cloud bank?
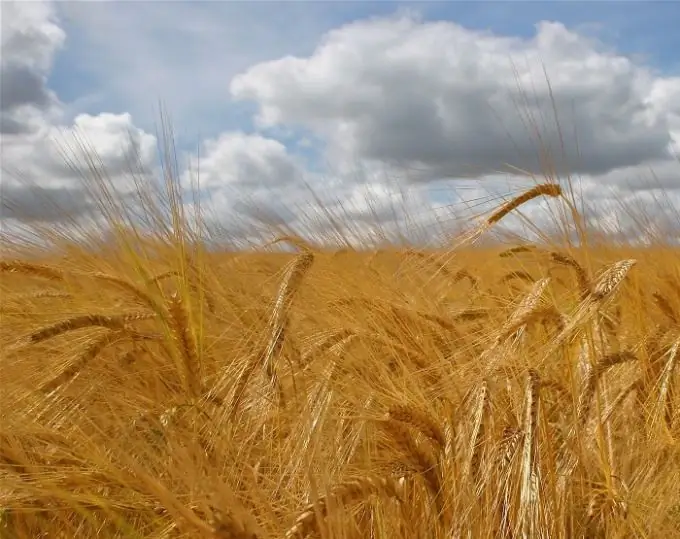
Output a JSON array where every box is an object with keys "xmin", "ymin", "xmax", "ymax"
[{"xmin": 2, "ymin": 3, "xmax": 679, "ymax": 245}]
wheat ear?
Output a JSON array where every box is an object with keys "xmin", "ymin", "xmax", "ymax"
[
  {"xmin": 519, "ymin": 369, "xmax": 541, "ymax": 539},
  {"xmin": 284, "ymin": 476, "xmax": 403, "ymax": 538},
  {"xmin": 590, "ymin": 259, "xmax": 637, "ymax": 302},
  {"xmin": 652, "ymin": 292, "xmax": 678, "ymax": 326},
  {"xmin": 230, "ymin": 252, "xmax": 314, "ymax": 420},
  {"xmin": 486, "ymin": 183, "xmax": 562, "ymax": 226},
  {"xmin": 262, "ymin": 234, "xmax": 314, "ymax": 253},
  {"xmin": 17, "ymin": 312, "xmax": 154, "ymax": 346},
  {"xmin": 84, "ymin": 272, "xmax": 164, "ymax": 314},
  {"xmin": 166, "ymin": 292, "xmax": 202, "ymax": 397},
  {"xmin": 463, "ymin": 380, "xmax": 489, "ymax": 480},
  {"xmin": 653, "ymin": 338, "xmax": 680, "ymax": 431},
  {"xmin": 0, "ymin": 261, "xmax": 66, "ymax": 281},
  {"xmin": 549, "ymin": 251, "xmax": 590, "ymax": 299},
  {"xmin": 577, "ymin": 351, "xmax": 638, "ymax": 423},
  {"xmin": 499, "ymin": 245, "xmax": 537, "ymax": 257},
  {"xmin": 381, "ymin": 418, "xmax": 439, "ymax": 488},
  {"xmin": 388, "ymin": 404, "xmax": 446, "ymax": 451},
  {"xmin": 39, "ymin": 330, "xmax": 159, "ymax": 394},
  {"xmin": 539, "ymin": 259, "xmax": 637, "ymax": 365},
  {"xmin": 500, "ymin": 270, "xmax": 535, "ymax": 285}
]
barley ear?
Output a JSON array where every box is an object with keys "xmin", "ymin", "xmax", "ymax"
[
  {"xmin": 166, "ymin": 291, "xmax": 202, "ymax": 398},
  {"xmin": 518, "ymin": 369, "xmax": 541, "ymax": 539},
  {"xmin": 487, "ymin": 183, "xmax": 562, "ymax": 226}
]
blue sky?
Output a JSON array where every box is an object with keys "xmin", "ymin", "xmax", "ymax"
[
  {"xmin": 47, "ymin": 1, "xmax": 680, "ymax": 153},
  {"xmin": 3, "ymin": 0, "xmax": 679, "ymax": 243}
]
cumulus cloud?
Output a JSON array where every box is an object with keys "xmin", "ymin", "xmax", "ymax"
[
  {"xmin": 1, "ymin": 1, "xmax": 65, "ymax": 134},
  {"xmin": 2, "ymin": 3, "xmax": 679, "ymax": 245},
  {"xmin": 231, "ymin": 14, "xmax": 676, "ymax": 181},
  {"xmin": 1, "ymin": 2, "xmax": 159, "ymax": 223},
  {"xmin": 189, "ymin": 132, "xmax": 305, "ymax": 190},
  {"xmin": 2, "ymin": 112, "xmax": 158, "ymax": 221}
]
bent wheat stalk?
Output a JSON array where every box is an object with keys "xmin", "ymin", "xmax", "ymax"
[
  {"xmin": 230, "ymin": 252, "xmax": 314, "ymax": 421},
  {"xmin": 284, "ymin": 475, "xmax": 404, "ymax": 538},
  {"xmin": 17, "ymin": 312, "xmax": 155, "ymax": 346},
  {"xmin": 0, "ymin": 261, "xmax": 66, "ymax": 281}
]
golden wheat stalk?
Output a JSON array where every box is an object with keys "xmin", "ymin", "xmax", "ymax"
[
  {"xmin": 0, "ymin": 261, "xmax": 66, "ymax": 281},
  {"xmin": 387, "ymin": 404, "xmax": 446, "ymax": 451},
  {"xmin": 600, "ymin": 378, "xmax": 643, "ymax": 426},
  {"xmin": 498, "ymin": 278, "xmax": 552, "ymax": 344},
  {"xmin": 577, "ymin": 350, "xmax": 638, "ymax": 423},
  {"xmin": 590, "ymin": 259, "xmax": 637, "ymax": 302},
  {"xmin": 300, "ymin": 329, "xmax": 356, "ymax": 366},
  {"xmin": 499, "ymin": 245, "xmax": 537, "ymax": 257},
  {"xmin": 230, "ymin": 252, "xmax": 314, "ymax": 421},
  {"xmin": 452, "ymin": 268, "xmax": 479, "ymax": 288},
  {"xmin": 500, "ymin": 270, "xmax": 535, "ymax": 284},
  {"xmin": 451, "ymin": 308, "xmax": 489, "ymax": 322},
  {"xmin": 147, "ymin": 270, "xmax": 180, "ymax": 285},
  {"xmin": 481, "ymin": 278, "xmax": 551, "ymax": 375},
  {"xmin": 381, "ymin": 418, "xmax": 439, "ymax": 491},
  {"xmin": 404, "ymin": 248, "xmax": 454, "ymax": 279},
  {"xmin": 166, "ymin": 292, "xmax": 202, "ymax": 398},
  {"xmin": 539, "ymin": 260, "xmax": 637, "ymax": 367},
  {"xmin": 262, "ymin": 234, "xmax": 315, "ymax": 253},
  {"xmin": 39, "ymin": 329, "xmax": 159, "ymax": 394},
  {"xmin": 84, "ymin": 271, "xmax": 164, "ymax": 314},
  {"xmin": 463, "ymin": 380, "xmax": 489, "ymax": 480},
  {"xmin": 284, "ymin": 476, "xmax": 404, "ymax": 538},
  {"xmin": 17, "ymin": 312, "xmax": 155, "ymax": 346},
  {"xmin": 549, "ymin": 251, "xmax": 590, "ymax": 299},
  {"xmin": 486, "ymin": 183, "xmax": 562, "ymax": 226},
  {"xmin": 652, "ymin": 292, "xmax": 678, "ymax": 326},
  {"xmin": 518, "ymin": 369, "xmax": 541, "ymax": 539},
  {"xmin": 652, "ymin": 338, "xmax": 680, "ymax": 431}
]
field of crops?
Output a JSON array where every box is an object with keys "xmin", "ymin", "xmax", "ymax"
[{"xmin": 2, "ymin": 183, "xmax": 680, "ymax": 538}]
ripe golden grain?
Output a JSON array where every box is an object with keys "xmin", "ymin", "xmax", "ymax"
[
  {"xmin": 0, "ymin": 260, "xmax": 66, "ymax": 281},
  {"xmin": 549, "ymin": 251, "xmax": 590, "ymax": 299},
  {"xmin": 653, "ymin": 292, "xmax": 678, "ymax": 326},
  {"xmin": 387, "ymin": 404, "xmax": 446, "ymax": 450},
  {"xmin": 166, "ymin": 292, "xmax": 202, "ymax": 397},
  {"xmin": 18, "ymin": 312, "xmax": 155, "ymax": 346},
  {"xmin": 577, "ymin": 350, "xmax": 638, "ymax": 423},
  {"xmin": 230, "ymin": 252, "xmax": 314, "ymax": 420},
  {"xmin": 486, "ymin": 183, "xmax": 562, "ymax": 226},
  {"xmin": 499, "ymin": 245, "xmax": 537, "ymax": 257},
  {"xmin": 284, "ymin": 476, "xmax": 403, "ymax": 538},
  {"xmin": 5, "ymin": 171, "xmax": 680, "ymax": 538},
  {"xmin": 519, "ymin": 369, "xmax": 541, "ymax": 539}
]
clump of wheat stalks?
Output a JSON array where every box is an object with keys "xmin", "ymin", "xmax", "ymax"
[{"xmin": 5, "ymin": 181, "xmax": 680, "ymax": 539}]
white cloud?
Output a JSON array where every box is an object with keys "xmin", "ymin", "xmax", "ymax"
[
  {"xmin": 2, "ymin": 4, "xmax": 679, "ymax": 246},
  {"xmin": 1, "ymin": 0, "xmax": 65, "ymax": 133},
  {"xmin": 1, "ymin": 2, "xmax": 158, "ymax": 223},
  {"xmin": 187, "ymin": 132, "xmax": 305, "ymax": 190},
  {"xmin": 2, "ymin": 112, "xmax": 157, "ymax": 221},
  {"xmin": 231, "ymin": 14, "xmax": 676, "ymax": 181}
]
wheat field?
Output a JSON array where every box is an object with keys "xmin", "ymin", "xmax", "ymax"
[{"xmin": 2, "ymin": 179, "xmax": 680, "ymax": 539}]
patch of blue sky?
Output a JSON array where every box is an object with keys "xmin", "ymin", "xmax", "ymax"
[
  {"xmin": 413, "ymin": 1, "xmax": 680, "ymax": 73},
  {"xmin": 45, "ymin": 1, "xmax": 679, "ymax": 187}
]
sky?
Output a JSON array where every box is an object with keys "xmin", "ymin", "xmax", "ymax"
[{"xmin": 1, "ymin": 0, "xmax": 679, "ymax": 246}]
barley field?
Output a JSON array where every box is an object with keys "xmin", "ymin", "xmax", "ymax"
[{"xmin": 2, "ymin": 179, "xmax": 680, "ymax": 539}]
